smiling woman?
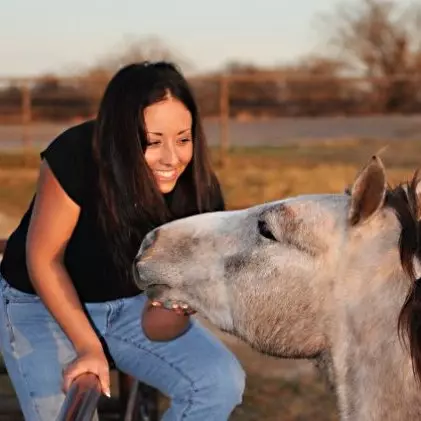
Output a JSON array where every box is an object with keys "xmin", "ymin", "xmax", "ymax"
[
  {"xmin": 139, "ymin": 95, "xmax": 197, "ymax": 340},
  {"xmin": 0, "ymin": 61, "xmax": 245, "ymax": 421}
]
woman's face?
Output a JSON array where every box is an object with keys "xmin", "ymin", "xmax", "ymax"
[{"xmin": 144, "ymin": 95, "xmax": 193, "ymax": 194}]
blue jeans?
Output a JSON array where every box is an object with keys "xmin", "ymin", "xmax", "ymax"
[{"xmin": 0, "ymin": 275, "xmax": 245, "ymax": 421}]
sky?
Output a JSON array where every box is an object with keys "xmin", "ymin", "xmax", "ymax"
[{"xmin": 0, "ymin": 0, "xmax": 384, "ymax": 77}]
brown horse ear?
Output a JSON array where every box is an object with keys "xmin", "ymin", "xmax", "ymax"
[
  {"xmin": 410, "ymin": 169, "xmax": 421, "ymax": 221},
  {"xmin": 348, "ymin": 156, "xmax": 387, "ymax": 225}
]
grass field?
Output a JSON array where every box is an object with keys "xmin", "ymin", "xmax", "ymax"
[{"xmin": 0, "ymin": 138, "xmax": 420, "ymax": 420}]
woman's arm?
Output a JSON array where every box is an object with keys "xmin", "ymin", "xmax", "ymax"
[{"xmin": 26, "ymin": 160, "xmax": 109, "ymax": 395}]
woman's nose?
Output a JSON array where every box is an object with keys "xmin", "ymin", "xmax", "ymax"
[{"xmin": 160, "ymin": 144, "xmax": 179, "ymax": 166}]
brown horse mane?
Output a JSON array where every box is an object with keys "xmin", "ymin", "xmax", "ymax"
[
  {"xmin": 385, "ymin": 175, "xmax": 421, "ymax": 281},
  {"xmin": 376, "ymin": 172, "xmax": 421, "ymax": 384},
  {"xmin": 389, "ymin": 174, "xmax": 421, "ymax": 386}
]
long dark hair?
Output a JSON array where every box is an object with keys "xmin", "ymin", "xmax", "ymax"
[{"xmin": 92, "ymin": 61, "xmax": 223, "ymax": 282}]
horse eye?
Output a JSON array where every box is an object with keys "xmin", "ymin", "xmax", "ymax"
[{"xmin": 258, "ymin": 220, "xmax": 277, "ymax": 241}]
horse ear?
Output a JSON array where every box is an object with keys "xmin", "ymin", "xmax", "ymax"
[
  {"xmin": 410, "ymin": 169, "xmax": 421, "ymax": 221},
  {"xmin": 348, "ymin": 156, "xmax": 387, "ymax": 225}
]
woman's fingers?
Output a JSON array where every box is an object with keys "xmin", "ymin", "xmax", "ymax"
[
  {"xmin": 62, "ymin": 356, "xmax": 111, "ymax": 397},
  {"xmin": 98, "ymin": 365, "xmax": 111, "ymax": 397},
  {"xmin": 151, "ymin": 299, "xmax": 195, "ymax": 315},
  {"xmin": 62, "ymin": 363, "xmax": 90, "ymax": 393}
]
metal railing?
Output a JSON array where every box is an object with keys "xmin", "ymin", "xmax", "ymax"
[{"xmin": 56, "ymin": 373, "xmax": 101, "ymax": 421}]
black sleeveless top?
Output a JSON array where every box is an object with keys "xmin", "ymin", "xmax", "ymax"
[{"xmin": 0, "ymin": 120, "xmax": 224, "ymax": 302}]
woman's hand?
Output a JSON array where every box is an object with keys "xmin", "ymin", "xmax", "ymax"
[
  {"xmin": 151, "ymin": 299, "xmax": 196, "ymax": 316},
  {"xmin": 141, "ymin": 299, "xmax": 195, "ymax": 341},
  {"xmin": 62, "ymin": 347, "xmax": 111, "ymax": 397}
]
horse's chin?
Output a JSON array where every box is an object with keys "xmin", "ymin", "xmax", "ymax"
[{"xmin": 144, "ymin": 284, "xmax": 172, "ymax": 301}]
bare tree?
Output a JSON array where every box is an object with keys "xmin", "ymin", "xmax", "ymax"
[
  {"xmin": 280, "ymin": 56, "xmax": 354, "ymax": 115},
  {"xmin": 94, "ymin": 35, "xmax": 191, "ymax": 74},
  {"xmin": 189, "ymin": 74, "xmax": 220, "ymax": 118},
  {"xmin": 321, "ymin": 0, "xmax": 421, "ymax": 112},
  {"xmin": 78, "ymin": 36, "xmax": 190, "ymax": 104},
  {"xmin": 30, "ymin": 75, "xmax": 92, "ymax": 121},
  {"xmin": 0, "ymin": 84, "xmax": 22, "ymax": 123},
  {"xmin": 223, "ymin": 61, "xmax": 281, "ymax": 118}
]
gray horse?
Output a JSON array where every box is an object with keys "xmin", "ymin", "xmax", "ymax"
[{"xmin": 135, "ymin": 156, "xmax": 421, "ymax": 420}]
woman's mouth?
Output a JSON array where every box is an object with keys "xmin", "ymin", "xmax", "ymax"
[{"xmin": 154, "ymin": 169, "xmax": 178, "ymax": 181}]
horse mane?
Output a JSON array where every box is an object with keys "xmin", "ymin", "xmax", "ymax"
[
  {"xmin": 385, "ymin": 176, "xmax": 421, "ymax": 281},
  {"xmin": 385, "ymin": 173, "xmax": 421, "ymax": 384}
]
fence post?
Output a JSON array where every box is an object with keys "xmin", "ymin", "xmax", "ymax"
[
  {"xmin": 219, "ymin": 75, "xmax": 229, "ymax": 167},
  {"xmin": 21, "ymin": 81, "xmax": 32, "ymax": 164}
]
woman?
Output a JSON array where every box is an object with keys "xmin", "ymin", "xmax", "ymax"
[{"xmin": 0, "ymin": 61, "xmax": 245, "ymax": 420}]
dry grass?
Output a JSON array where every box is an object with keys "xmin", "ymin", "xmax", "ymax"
[
  {"xmin": 2, "ymin": 137, "xmax": 419, "ymax": 220},
  {"xmin": 211, "ymin": 139, "xmax": 417, "ymax": 210}
]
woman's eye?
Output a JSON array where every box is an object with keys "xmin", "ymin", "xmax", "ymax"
[
  {"xmin": 178, "ymin": 138, "xmax": 192, "ymax": 144},
  {"xmin": 147, "ymin": 140, "xmax": 161, "ymax": 147},
  {"xmin": 257, "ymin": 220, "xmax": 277, "ymax": 241}
]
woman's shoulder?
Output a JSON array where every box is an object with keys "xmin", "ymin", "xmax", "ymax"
[
  {"xmin": 63, "ymin": 119, "xmax": 95, "ymax": 136},
  {"xmin": 39, "ymin": 120, "xmax": 96, "ymax": 205},
  {"xmin": 41, "ymin": 120, "xmax": 95, "ymax": 162},
  {"xmin": 49, "ymin": 119, "xmax": 95, "ymax": 150}
]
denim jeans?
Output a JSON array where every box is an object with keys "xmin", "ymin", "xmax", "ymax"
[{"xmin": 0, "ymin": 275, "xmax": 245, "ymax": 421}]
